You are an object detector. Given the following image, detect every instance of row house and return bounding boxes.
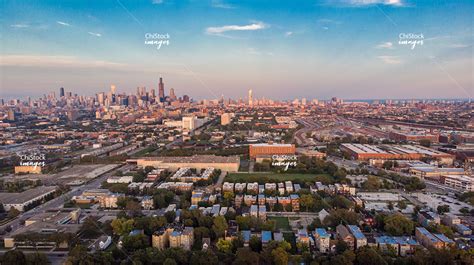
[415,227,454,249]
[235,183,246,193]
[244,195,257,206]
[265,183,277,191]
[313,228,331,253]
[278,183,285,195]
[290,194,300,211]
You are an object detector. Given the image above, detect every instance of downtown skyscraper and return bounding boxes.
[158,77,165,102]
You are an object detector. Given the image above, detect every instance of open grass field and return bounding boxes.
[268,216,291,231]
[225,172,333,184]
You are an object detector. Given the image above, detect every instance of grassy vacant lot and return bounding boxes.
[225,172,333,184]
[268,216,291,231]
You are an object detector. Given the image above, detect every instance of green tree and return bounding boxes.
[387,202,394,211]
[7,208,20,219]
[324,209,360,227]
[26,252,50,265]
[223,191,235,206]
[250,235,262,252]
[233,248,260,265]
[125,200,142,217]
[65,245,88,265]
[212,216,228,239]
[384,214,414,236]
[397,200,407,210]
[111,218,134,235]
[236,216,251,230]
[165,211,176,223]
[459,207,470,214]
[163,258,178,265]
[335,240,348,254]
[272,247,289,265]
[436,225,455,239]
[355,247,387,265]
[190,250,218,265]
[362,176,382,191]
[437,204,450,214]
[331,250,355,265]
[79,217,102,238]
[2,250,27,265]
[330,196,354,209]
[300,194,315,212]
[122,234,149,252]
[216,238,233,253]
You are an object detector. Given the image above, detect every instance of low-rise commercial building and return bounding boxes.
[131,155,240,172]
[4,211,80,249]
[409,167,465,181]
[107,175,133,184]
[440,175,474,191]
[0,186,57,211]
[341,144,454,165]
[249,143,296,159]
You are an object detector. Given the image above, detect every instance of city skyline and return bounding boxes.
[1,0,473,100]
[3,76,473,103]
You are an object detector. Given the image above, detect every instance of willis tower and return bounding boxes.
[158,77,165,102]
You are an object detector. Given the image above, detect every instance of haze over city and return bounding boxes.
[1,0,473,100]
[1,1,474,265]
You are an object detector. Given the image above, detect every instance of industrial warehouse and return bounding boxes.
[340,144,455,165]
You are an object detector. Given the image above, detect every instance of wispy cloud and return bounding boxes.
[88,32,102,37]
[151,0,164,4]
[317,18,342,30]
[377,55,402,64]
[206,21,268,36]
[285,31,293,37]
[448,43,470,49]
[376,41,394,49]
[317,19,342,25]
[327,0,404,7]
[10,24,29,28]
[56,21,71,26]
[211,0,235,9]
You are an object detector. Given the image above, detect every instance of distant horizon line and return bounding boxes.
[0,92,471,103]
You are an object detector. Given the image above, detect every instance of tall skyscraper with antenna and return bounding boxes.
[158,77,165,102]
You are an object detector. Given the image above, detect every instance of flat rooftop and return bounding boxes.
[137,155,240,164]
[0,186,57,204]
[357,192,400,202]
[7,211,80,238]
[341,144,452,157]
[251,143,294,147]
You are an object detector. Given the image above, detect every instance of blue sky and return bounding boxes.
[1,0,473,100]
